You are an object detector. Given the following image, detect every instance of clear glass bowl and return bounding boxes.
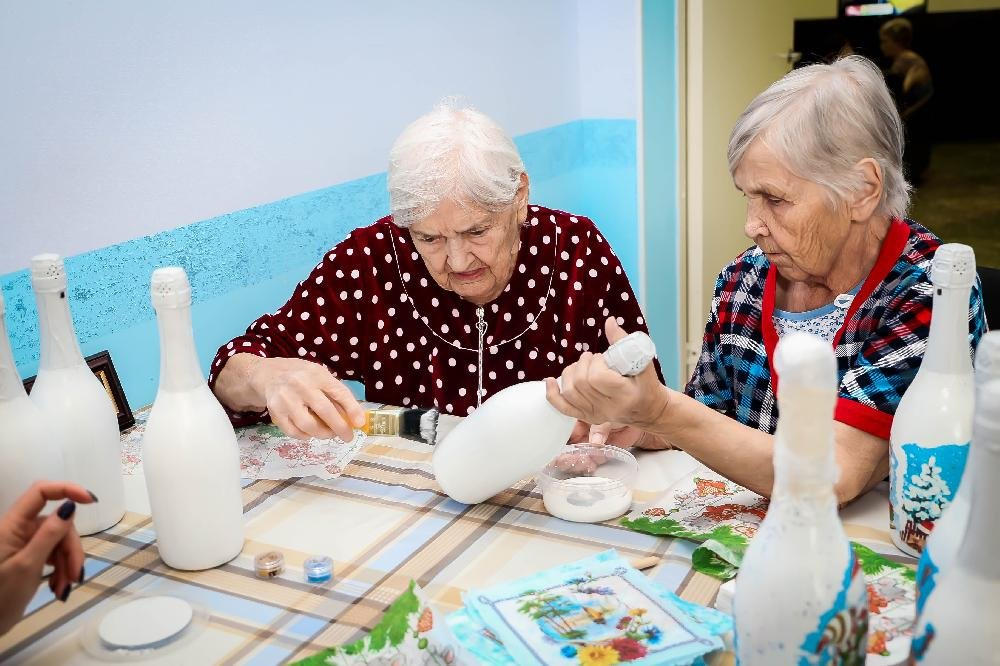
[537,444,638,523]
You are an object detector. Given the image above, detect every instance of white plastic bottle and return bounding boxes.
[28,254,125,534]
[735,332,868,665]
[915,331,1000,614]
[909,360,1000,663]
[889,243,976,557]
[432,331,656,504]
[142,267,244,570]
[0,292,64,514]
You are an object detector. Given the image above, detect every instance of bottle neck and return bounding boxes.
[156,303,205,392]
[772,388,839,509]
[955,438,1000,578]
[0,316,29,402]
[922,284,974,375]
[35,289,85,371]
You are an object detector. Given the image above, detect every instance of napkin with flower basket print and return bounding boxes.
[293,581,473,665]
[450,550,730,666]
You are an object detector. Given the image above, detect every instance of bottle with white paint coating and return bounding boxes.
[432,331,656,504]
[28,254,125,534]
[890,243,976,557]
[142,267,244,570]
[914,331,1000,615]
[909,352,1000,664]
[735,332,868,665]
[0,291,64,515]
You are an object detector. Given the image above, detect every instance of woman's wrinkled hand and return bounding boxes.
[253,357,366,441]
[547,318,672,435]
[0,481,96,635]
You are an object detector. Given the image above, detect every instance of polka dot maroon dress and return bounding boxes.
[209,205,657,424]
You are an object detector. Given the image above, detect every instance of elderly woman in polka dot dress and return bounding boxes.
[210,102,659,443]
[547,57,986,504]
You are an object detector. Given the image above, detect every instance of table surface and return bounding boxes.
[0,430,910,665]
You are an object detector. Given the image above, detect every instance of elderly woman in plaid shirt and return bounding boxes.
[548,56,986,505]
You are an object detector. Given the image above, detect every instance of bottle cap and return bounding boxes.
[774,331,836,390]
[254,551,285,579]
[303,555,333,583]
[151,267,192,309]
[30,253,67,292]
[931,243,976,289]
[975,331,1000,386]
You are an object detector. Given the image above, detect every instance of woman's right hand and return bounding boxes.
[251,357,366,441]
[0,482,95,635]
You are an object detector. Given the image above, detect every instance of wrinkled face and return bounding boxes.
[733,139,853,285]
[408,195,525,305]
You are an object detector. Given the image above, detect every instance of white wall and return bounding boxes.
[0,1,639,274]
[576,0,639,119]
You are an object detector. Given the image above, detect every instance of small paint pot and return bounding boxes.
[304,555,333,584]
[254,551,285,579]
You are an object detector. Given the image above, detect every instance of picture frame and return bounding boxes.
[23,350,136,431]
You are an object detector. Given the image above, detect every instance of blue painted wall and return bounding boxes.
[641,0,683,388]
[1,119,638,409]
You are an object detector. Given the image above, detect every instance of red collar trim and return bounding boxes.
[763,218,910,395]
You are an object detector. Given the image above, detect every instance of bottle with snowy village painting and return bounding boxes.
[914,331,1000,615]
[28,254,125,535]
[735,333,868,665]
[889,244,976,557]
[909,337,1000,664]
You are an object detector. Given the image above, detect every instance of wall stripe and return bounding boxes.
[2,119,650,409]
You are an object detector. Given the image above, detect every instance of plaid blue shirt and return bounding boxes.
[686,219,987,439]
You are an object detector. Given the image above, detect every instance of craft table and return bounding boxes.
[0,425,910,665]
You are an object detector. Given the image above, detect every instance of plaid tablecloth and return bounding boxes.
[0,425,908,665]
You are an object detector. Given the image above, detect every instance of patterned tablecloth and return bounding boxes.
[0,420,911,665]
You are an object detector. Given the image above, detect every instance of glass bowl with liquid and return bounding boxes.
[538,445,638,523]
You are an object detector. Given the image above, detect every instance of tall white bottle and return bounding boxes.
[914,331,1000,614]
[432,331,656,504]
[142,267,244,570]
[735,332,868,665]
[889,243,976,557]
[0,292,64,514]
[28,254,125,534]
[909,361,1000,663]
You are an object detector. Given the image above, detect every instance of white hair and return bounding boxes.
[728,55,910,219]
[387,100,525,228]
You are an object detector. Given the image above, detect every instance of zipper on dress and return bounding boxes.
[475,306,487,406]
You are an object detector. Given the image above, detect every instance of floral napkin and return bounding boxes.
[293,581,473,665]
[448,550,731,665]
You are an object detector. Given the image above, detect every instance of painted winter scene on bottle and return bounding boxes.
[121,410,367,481]
[890,443,969,553]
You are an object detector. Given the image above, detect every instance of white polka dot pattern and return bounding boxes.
[210,206,656,423]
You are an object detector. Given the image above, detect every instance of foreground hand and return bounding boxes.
[253,357,365,441]
[0,482,96,635]
[547,318,670,432]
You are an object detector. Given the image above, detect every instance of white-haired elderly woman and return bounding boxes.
[210,103,658,442]
[547,56,986,505]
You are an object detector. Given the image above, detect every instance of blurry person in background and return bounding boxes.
[880,17,934,183]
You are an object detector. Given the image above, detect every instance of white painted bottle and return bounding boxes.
[735,332,868,665]
[909,353,1000,664]
[0,292,64,514]
[889,244,976,557]
[28,254,125,534]
[432,331,656,504]
[914,331,1000,614]
[142,267,244,570]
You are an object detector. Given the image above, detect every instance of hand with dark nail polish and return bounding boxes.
[0,481,96,635]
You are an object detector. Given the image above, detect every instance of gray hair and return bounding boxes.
[727,55,910,219]
[387,100,525,228]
